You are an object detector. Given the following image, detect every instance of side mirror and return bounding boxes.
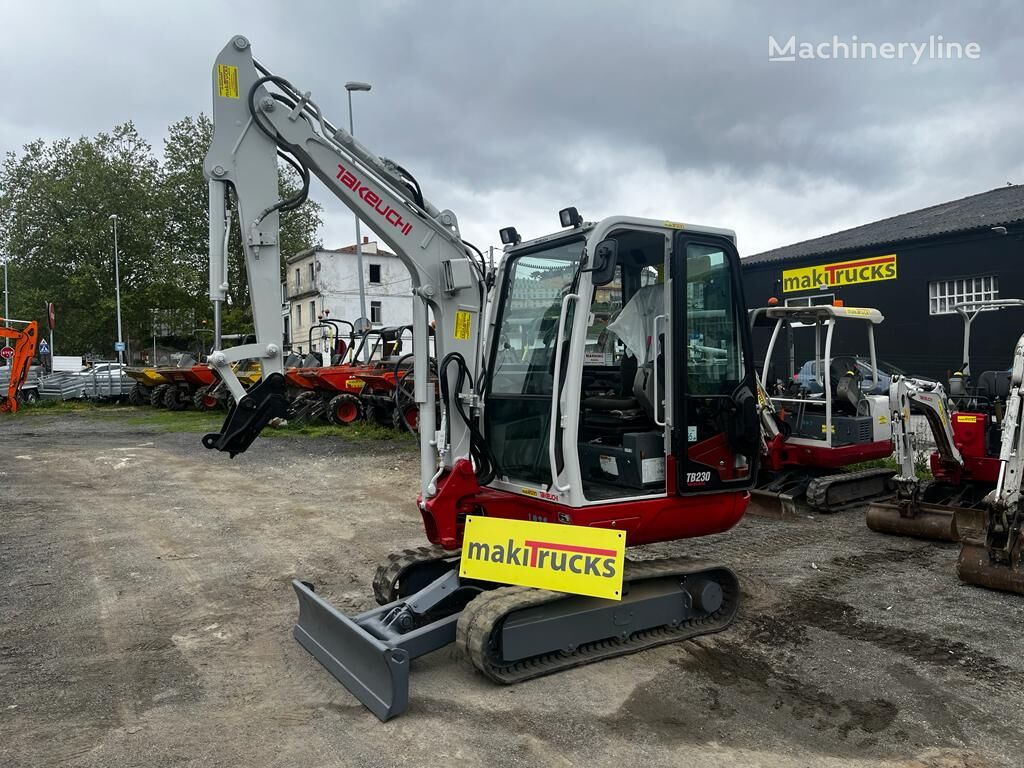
[588,239,618,286]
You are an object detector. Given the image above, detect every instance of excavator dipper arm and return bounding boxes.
[202,36,485,489]
[866,375,965,541]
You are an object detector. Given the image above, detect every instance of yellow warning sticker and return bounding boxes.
[345,378,364,390]
[878,415,888,425]
[217,64,239,99]
[957,414,978,423]
[454,310,472,341]
[459,516,625,600]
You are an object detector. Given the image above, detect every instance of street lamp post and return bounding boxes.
[109,214,125,363]
[345,80,371,359]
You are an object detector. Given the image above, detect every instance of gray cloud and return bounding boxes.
[2,0,1022,255]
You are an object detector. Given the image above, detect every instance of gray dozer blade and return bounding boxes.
[292,577,461,721]
[293,581,410,721]
[865,499,958,542]
[746,488,801,518]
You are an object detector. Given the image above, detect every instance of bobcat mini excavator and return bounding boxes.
[202,36,760,720]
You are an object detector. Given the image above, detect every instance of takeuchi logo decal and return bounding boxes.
[782,254,897,293]
[465,538,618,577]
[336,163,413,237]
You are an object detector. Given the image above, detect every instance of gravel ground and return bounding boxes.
[2,408,1022,768]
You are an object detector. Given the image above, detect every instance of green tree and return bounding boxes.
[0,115,322,359]
[0,123,161,356]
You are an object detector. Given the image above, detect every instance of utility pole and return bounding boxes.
[109,214,125,363]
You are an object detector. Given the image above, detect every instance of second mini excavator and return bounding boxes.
[201,36,762,720]
[749,304,896,516]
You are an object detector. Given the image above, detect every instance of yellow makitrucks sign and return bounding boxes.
[783,254,897,293]
[459,516,626,600]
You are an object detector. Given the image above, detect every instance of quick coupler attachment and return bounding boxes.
[292,570,465,721]
[202,372,288,457]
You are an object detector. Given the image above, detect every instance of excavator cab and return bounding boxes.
[484,220,759,511]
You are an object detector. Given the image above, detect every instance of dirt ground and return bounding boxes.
[2,408,1023,768]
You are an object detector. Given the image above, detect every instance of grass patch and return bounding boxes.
[124,408,225,433]
[11,399,97,415]
[265,419,416,443]
[849,456,931,480]
[13,398,416,444]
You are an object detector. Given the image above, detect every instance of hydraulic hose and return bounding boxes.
[439,352,498,486]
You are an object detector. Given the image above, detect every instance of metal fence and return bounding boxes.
[39,363,130,401]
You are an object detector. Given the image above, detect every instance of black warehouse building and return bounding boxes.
[742,185,1024,383]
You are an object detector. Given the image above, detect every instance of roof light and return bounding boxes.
[499,227,521,245]
[558,207,583,228]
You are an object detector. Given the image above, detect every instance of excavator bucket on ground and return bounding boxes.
[865,497,958,541]
[954,506,1024,593]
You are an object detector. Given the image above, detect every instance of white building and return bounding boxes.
[284,239,413,354]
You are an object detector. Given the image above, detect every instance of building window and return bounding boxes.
[309,300,317,323]
[309,263,315,284]
[295,268,301,292]
[295,303,301,326]
[929,276,998,315]
[370,300,382,324]
[785,293,835,307]
[369,263,382,284]
[283,316,290,346]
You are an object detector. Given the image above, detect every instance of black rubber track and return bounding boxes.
[456,556,739,684]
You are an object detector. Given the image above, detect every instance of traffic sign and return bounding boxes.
[0,346,14,360]
[47,302,55,330]
[38,340,49,355]
[114,341,126,352]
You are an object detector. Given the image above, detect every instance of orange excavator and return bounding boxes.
[0,318,40,414]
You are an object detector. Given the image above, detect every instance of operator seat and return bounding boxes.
[976,370,1012,402]
[831,356,867,415]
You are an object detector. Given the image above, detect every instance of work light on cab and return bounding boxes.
[559,207,583,228]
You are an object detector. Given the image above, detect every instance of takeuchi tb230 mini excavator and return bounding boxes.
[201,36,761,720]
[0,318,39,414]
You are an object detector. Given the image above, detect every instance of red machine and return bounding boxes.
[0,318,39,414]
[750,305,896,516]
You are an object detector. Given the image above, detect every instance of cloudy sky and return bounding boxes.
[2,0,1022,256]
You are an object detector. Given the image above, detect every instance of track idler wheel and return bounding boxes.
[328,393,362,425]
[372,546,461,605]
